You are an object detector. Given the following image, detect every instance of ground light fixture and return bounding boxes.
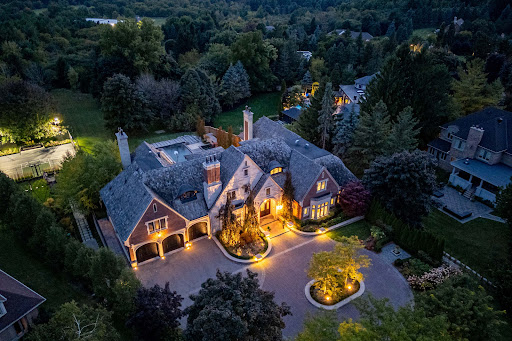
[254,254,263,261]
[347,284,352,290]
[286,221,294,228]
[185,242,192,249]
[325,295,331,301]
[161,256,165,260]
[317,227,327,234]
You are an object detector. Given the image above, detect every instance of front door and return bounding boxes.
[260,200,271,217]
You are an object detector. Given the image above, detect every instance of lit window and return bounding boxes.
[147,217,167,234]
[270,167,282,175]
[304,208,308,215]
[315,202,329,219]
[266,188,271,196]
[317,180,327,192]
[153,203,157,212]
[330,198,334,205]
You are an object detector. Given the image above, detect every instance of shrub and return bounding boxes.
[407,265,462,291]
[340,181,371,217]
[400,258,431,277]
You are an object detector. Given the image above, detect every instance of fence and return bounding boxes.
[204,126,243,145]
[443,251,494,287]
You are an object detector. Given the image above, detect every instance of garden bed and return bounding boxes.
[295,209,351,232]
[310,280,360,305]
[216,231,268,260]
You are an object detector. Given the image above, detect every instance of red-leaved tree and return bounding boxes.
[340,181,371,217]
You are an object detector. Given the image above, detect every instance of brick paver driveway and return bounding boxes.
[136,230,413,338]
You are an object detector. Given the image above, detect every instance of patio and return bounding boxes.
[433,186,493,223]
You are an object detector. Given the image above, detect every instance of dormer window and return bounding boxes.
[177,184,197,203]
[268,161,283,175]
[447,132,454,140]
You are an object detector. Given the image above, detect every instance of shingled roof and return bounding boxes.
[442,107,512,152]
[314,154,357,187]
[0,271,45,335]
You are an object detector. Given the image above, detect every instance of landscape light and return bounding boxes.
[347,285,352,290]
[161,256,165,260]
[186,242,192,249]
[317,227,327,234]
[325,296,331,301]
[254,254,263,262]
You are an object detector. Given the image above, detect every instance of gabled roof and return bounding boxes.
[282,107,302,121]
[219,146,246,185]
[428,138,451,152]
[0,270,45,334]
[238,138,292,172]
[442,108,512,152]
[355,74,377,85]
[100,164,154,243]
[253,117,330,160]
[314,154,357,187]
[289,150,324,201]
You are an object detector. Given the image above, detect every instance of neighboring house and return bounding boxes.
[281,107,302,124]
[100,110,355,267]
[335,73,377,114]
[85,18,119,26]
[297,51,313,61]
[427,108,512,203]
[0,271,45,341]
[331,30,374,41]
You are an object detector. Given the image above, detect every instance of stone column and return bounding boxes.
[158,242,164,258]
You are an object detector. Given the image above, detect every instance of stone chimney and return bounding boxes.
[243,106,254,141]
[116,128,131,169]
[462,125,484,159]
[203,155,222,208]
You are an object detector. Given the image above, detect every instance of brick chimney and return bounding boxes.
[462,125,484,159]
[243,106,253,141]
[115,128,131,169]
[203,155,222,208]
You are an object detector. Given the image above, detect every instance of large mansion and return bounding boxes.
[100,110,355,267]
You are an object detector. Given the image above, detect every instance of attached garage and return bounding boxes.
[188,222,208,241]
[162,234,184,254]
[136,242,159,263]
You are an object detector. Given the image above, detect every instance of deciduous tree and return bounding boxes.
[184,270,290,341]
[339,181,371,217]
[128,283,183,341]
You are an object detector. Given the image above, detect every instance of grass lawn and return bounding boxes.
[52,89,110,153]
[412,28,436,39]
[0,227,91,312]
[149,17,168,26]
[19,179,51,203]
[213,92,281,134]
[327,219,372,241]
[424,209,511,279]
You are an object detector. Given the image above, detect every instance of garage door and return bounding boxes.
[136,243,159,263]
[162,234,184,254]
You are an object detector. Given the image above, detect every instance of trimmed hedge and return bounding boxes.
[366,199,444,263]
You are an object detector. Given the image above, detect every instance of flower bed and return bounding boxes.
[43,139,72,148]
[216,231,268,260]
[309,280,360,306]
[406,264,462,291]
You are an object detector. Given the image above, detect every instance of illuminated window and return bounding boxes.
[270,167,282,175]
[304,208,308,216]
[147,217,167,234]
[317,180,327,192]
[330,198,334,205]
[315,202,329,219]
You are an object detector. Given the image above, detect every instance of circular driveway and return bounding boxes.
[136,231,413,338]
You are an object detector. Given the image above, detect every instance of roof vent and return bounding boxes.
[463,158,470,165]
[497,117,503,124]
[295,139,300,145]
[305,143,310,149]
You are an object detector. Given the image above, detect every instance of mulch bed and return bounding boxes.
[310,280,360,306]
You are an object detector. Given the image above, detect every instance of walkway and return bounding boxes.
[136,227,413,338]
[71,204,98,249]
[97,218,125,256]
[433,186,493,223]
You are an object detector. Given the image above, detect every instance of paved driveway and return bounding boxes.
[136,231,413,338]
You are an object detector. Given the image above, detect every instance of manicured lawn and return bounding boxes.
[52,89,110,153]
[327,219,372,241]
[424,209,511,279]
[213,92,281,133]
[19,179,51,203]
[0,227,91,312]
[412,28,436,39]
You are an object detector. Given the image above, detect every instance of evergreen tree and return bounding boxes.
[333,106,359,157]
[296,82,324,145]
[282,171,295,220]
[242,191,259,238]
[350,100,391,167]
[101,74,152,133]
[453,58,504,116]
[385,106,420,155]
[220,61,251,109]
[386,20,396,37]
[302,71,313,87]
[318,82,335,149]
[180,68,221,124]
